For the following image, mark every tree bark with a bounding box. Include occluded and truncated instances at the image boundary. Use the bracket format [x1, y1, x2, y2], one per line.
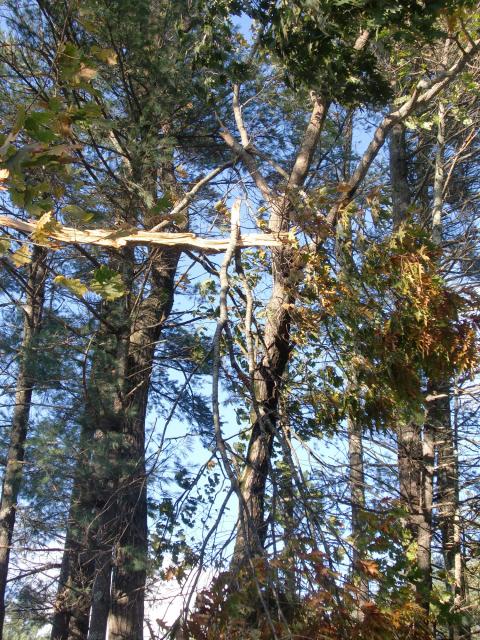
[389, 122, 433, 611]
[0, 245, 47, 636]
[87, 521, 112, 640]
[230, 239, 292, 568]
[51, 288, 131, 640]
[107, 247, 178, 640]
[430, 91, 469, 638]
[417, 417, 434, 611]
[347, 414, 369, 610]
[230, 97, 328, 571]
[106, 160, 182, 639]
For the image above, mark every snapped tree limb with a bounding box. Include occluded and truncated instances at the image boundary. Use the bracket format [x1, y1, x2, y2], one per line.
[0, 215, 291, 253]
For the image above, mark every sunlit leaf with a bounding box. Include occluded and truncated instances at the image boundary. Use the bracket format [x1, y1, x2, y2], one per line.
[90, 265, 126, 301]
[11, 243, 32, 267]
[53, 275, 88, 297]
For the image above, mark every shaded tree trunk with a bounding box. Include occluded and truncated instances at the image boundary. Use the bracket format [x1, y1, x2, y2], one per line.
[230, 268, 291, 568]
[431, 385, 464, 639]
[51, 289, 131, 640]
[106, 160, 182, 639]
[417, 416, 434, 610]
[87, 521, 112, 640]
[107, 247, 178, 640]
[51, 239, 179, 640]
[0, 246, 47, 636]
[51, 137, 182, 637]
[231, 98, 328, 571]
[347, 413, 369, 610]
[389, 122, 433, 611]
[341, 110, 369, 612]
[430, 93, 469, 638]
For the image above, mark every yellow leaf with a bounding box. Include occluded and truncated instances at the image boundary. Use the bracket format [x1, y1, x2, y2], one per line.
[288, 226, 299, 243]
[0, 236, 10, 255]
[0, 168, 9, 191]
[11, 244, 32, 267]
[164, 566, 176, 581]
[357, 559, 380, 578]
[53, 275, 88, 297]
[175, 165, 188, 178]
[77, 65, 97, 81]
[31, 211, 62, 244]
[91, 45, 118, 65]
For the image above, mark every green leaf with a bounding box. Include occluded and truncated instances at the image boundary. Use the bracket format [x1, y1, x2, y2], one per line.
[0, 236, 10, 255]
[24, 111, 56, 143]
[90, 266, 126, 301]
[31, 211, 61, 244]
[62, 204, 96, 223]
[11, 106, 26, 135]
[150, 194, 172, 214]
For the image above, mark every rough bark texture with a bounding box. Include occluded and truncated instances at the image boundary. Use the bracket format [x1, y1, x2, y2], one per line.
[417, 418, 434, 610]
[231, 240, 292, 568]
[87, 526, 112, 640]
[389, 122, 433, 611]
[342, 113, 369, 612]
[0, 246, 47, 635]
[430, 94, 469, 638]
[50, 148, 182, 638]
[51, 242, 178, 640]
[106, 160, 181, 639]
[347, 414, 369, 610]
[231, 98, 328, 571]
[107, 247, 178, 640]
[389, 123, 411, 226]
[434, 386, 469, 640]
[51, 288, 131, 640]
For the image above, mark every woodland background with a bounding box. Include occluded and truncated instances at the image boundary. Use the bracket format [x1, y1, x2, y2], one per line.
[0, 1, 479, 639]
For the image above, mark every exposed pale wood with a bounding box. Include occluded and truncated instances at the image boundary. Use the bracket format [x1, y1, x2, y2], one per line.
[0, 215, 290, 252]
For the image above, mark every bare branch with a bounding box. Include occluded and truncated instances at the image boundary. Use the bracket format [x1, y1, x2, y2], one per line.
[328, 33, 480, 224]
[149, 160, 235, 232]
[0, 215, 291, 253]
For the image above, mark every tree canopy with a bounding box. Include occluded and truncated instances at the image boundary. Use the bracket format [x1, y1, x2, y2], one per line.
[0, 1, 479, 639]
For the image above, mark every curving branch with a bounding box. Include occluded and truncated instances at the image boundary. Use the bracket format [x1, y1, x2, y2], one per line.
[328, 33, 480, 224]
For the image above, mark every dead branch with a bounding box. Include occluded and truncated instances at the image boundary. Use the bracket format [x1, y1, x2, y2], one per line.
[0, 215, 290, 253]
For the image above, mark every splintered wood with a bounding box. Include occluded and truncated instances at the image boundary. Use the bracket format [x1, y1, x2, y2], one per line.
[0, 215, 290, 253]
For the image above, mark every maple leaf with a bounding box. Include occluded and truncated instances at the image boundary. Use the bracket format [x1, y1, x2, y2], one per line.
[357, 559, 380, 578]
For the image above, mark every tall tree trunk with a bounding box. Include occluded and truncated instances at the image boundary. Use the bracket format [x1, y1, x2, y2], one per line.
[51, 289, 131, 640]
[107, 160, 181, 639]
[106, 246, 178, 640]
[87, 520, 112, 640]
[230, 257, 291, 568]
[431, 94, 470, 639]
[0, 245, 47, 636]
[230, 98, 328, 571]
[51, 148, 182, 638]
[347, 413, 369, 611]
[417, 416, 434, 610]
[389, 122, 433, 612]
[431, 385, 463, 639]
[341, 109, 368, 612]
